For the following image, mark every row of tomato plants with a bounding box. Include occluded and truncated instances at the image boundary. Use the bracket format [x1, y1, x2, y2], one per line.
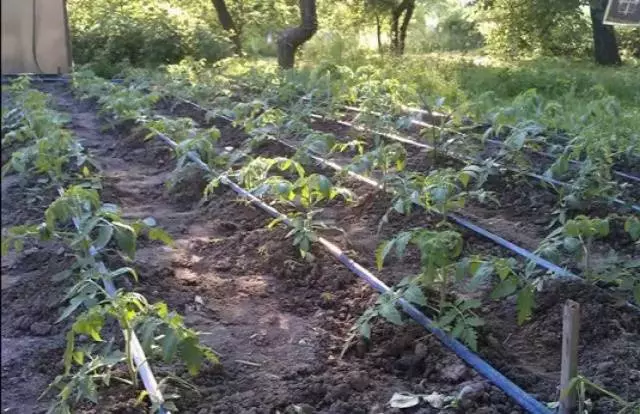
[110, 66, 640, 307]
[120, 62, 639, 223]
[69, 69, 518, 351]
[1, 77, 216, 413]
[69, 69, 639, 411]
[146, 59, 639, 195]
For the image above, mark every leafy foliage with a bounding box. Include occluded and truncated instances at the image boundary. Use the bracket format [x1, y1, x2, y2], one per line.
[2, 83, 215, 412]
[68, 0, 234, 77]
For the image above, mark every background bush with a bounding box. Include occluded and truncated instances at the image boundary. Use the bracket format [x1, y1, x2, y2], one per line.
[68, 0, 233, 77]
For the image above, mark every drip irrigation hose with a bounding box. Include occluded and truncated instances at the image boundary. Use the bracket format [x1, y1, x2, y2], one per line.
[343, 104, 640, 185]
[481, 136, 640, 184]
[180, 99, 578, 279]
[68, 209, 168, 413]
[180, 98, 640, 312]
[326, 114, 640, 213]
[148, 128, 552, 414]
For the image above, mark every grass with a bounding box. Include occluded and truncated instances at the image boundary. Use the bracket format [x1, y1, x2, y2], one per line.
[188, 50, 640, 113]
[299, 51, 640, 109]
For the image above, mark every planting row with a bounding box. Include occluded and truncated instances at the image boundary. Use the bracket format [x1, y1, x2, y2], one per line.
[1, 78, 216, 413]
[99, 67, 639, 307]
[68, 69, 640, 412]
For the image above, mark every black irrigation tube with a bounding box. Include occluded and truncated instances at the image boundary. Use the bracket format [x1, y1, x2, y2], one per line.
[317, 111, 640, 213]
[358, 105, 640, 184]
[146, 126, 552, 414]
[176, 98, 576, 280]
[179, 98, 640, 313]
[5, 87, 169, 413]
[407, 116, 640, 185]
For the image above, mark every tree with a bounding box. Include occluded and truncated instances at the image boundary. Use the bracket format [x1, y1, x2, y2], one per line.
[390, 0, 416, 55]
[277, 0, 318, 69]
[478, 0, 622, 64]
[211, 0, 243, 54]
[589, 0, 621, 65]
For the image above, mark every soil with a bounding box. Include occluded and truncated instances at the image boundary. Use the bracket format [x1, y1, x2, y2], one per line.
[1, 84, 639, 414]
[173, 99, 638, 275]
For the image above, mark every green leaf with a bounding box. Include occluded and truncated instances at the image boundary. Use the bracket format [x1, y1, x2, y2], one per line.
[148, 227, 174, 246]
[56, 297, 85, 323]
[458, 298, 482, 311]
[516, 286, 535, 325]
[316, 175, 332, 198]
[93, 225, 114, 250]
[162, 331, 179, 363]
[461, 327, 478, 351]
[63, 330, 75, 374]
[72, 310, 104, 341]
[438, 309, 457, 327]
[403, 285, 427, 306]
[564, 221, 580, 237]
[465, 316, 485, 327]
[375, 240, 394, 270]
[459, 172, 470, 188]
[595, 219, 609, 237]
[562, 237, 582, 253]
[624, 217, 640, 241]
[394, 231, 413, 261]
[113, 223, 136, 258]
[179, 336, 205, 375]
[72, 350, 85, 366]
[358, 320, 372, 339]
[490, 278, 518, 299]
[378, 302, 403, 325]
[140, 319, 162, 353]
[451, 319, 465, 338]
[109, 267, 138, 282]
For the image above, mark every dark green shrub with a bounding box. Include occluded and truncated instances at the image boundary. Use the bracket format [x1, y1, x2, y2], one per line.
[68, 1, 232, 77]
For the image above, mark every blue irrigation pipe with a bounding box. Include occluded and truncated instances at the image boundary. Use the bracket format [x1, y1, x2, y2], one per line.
[343, 105, 640, 193]
[334, 116, 640, 213]
[481, 136, 640, 184]
[148, 127, 552, 414]
[402, 104, 640, 183]
[183, 98, 640, 311]
[68, 209, 168, 414]
[177, 98, 579, 280]
[447, 213, 576, 279]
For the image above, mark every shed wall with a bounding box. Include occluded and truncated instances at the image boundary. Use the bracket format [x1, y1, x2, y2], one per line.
[1, 0, 72, 74]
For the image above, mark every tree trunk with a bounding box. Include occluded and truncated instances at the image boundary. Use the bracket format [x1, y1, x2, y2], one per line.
[277, 0, 318, 69]
[376, 14, 383, 54]
[212, 0, 242, 55]
[398, 0, 415, 55]
[589, 0, 621, 65]
[390, 6, 401, 53]
[390, 0, 415, 55]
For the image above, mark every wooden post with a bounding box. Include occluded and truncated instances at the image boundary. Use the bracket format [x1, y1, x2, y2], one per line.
[559, 300, 580, 414]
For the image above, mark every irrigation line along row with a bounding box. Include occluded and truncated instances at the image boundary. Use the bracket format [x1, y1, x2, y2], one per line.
[180, 98, 640, 313]
[148, 127, 552, 414]
[7, 86, 168, 413]
[178, 98, 576, 279]
[67, 202, 169, 413]
[408, 116, 640, 186]
[347, 104, 639, 184]
[314, 112, 640, 213]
